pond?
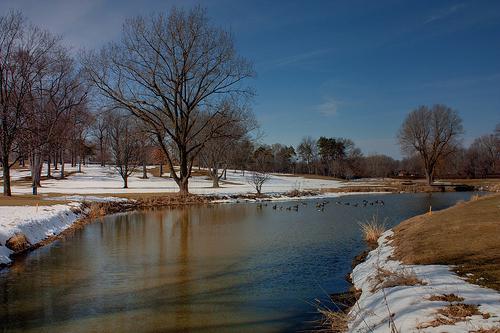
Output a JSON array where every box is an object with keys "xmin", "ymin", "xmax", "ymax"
[{"xmin": 0, "ymin": 192, "xmax": 476, "ymax": 332}]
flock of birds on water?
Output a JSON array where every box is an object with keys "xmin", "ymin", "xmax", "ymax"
[{"xmin": 256, "ymin": 199, "xmax": 385, "ymax": 212}]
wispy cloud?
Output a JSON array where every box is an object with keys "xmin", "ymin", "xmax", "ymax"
[
  {"xmin": 424, "ymin": 3, "xmax": 466, "ymax": 24},
  {"xmin": 257, "ymin": 48, "xmax": 332, "ymax": 71},
  {"xmin": 274, "ymin": 48, "xmax": 331, "ymax": 67},
  {"xmin": 316, "ymin": 98, "xmax": 340, "ymax": 116}
]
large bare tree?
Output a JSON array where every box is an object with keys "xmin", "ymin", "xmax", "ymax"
[
  {"xmin": 398, "ymin": 104, "xmax": 463, "ymax": 185},
  {"xmin": 82, "ymin": 7, "xmax": 254, "ymax": 194}
]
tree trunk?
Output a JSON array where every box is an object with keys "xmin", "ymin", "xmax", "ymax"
[
  {"xmin": 100, "ymin": 138, "xmax": 105, "ymax": 167},
  {"xmin": 159, "ymin": 163, "xmax": 163, "ymax": 176},
  {"xmin": 60, "ymin": 159, "xmax": 65, "ymax": 179},
  {"xmin": 178, "ymin": 149, "xmax": 190, "ymax": 194},
  {"xmin": 123, "ymin": 175, "xmax": 128, "ymax": 188},
  {"xmin": 77, "ymin": 156, "xmax": 82, "ymax": 173},
  {"xmin": 142, "ymin": 161, "xmax": 148, "ymax": 179},
  {"xmin": 47, "ymin": 156, "xmax": 51, "ymax": 178},
  {"xmin": 53, "ymin": 152, "xmax": 58, "ymax": 170},
  {"xmin": 211, "ymin": 167, "xmax": 219, "ymax": 188},
  {"xmin": 425, "ymin": 169, "xmax": 434, "ymax": 185},
  {"xmin": 31, "ymin": 152, "xmax": 42, "ymax": 195},
  {"xmin": 2, "ymin": 155, "xmax": 11, "ymax": 196},
  {"xmin": 178, "ymin": 179, "xmax": 189, "ymax": 195}
]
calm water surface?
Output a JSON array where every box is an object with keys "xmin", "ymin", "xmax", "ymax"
[{"xmin": 0, "ymin": 192, "xmax": 476, "ymax": 332}]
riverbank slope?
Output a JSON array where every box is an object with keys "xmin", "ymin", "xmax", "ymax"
[{"xmin": 348, "ymin": 194, "xmax": 500, "ymax": 332}]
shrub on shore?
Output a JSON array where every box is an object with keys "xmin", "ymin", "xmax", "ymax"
[{"xmin": 359, "ymin": 215, "xmax": 386, "ymax": 246}]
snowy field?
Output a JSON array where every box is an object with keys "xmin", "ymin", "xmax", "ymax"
[
  {"xmin": 349, "ymin": 231, "xmax": 500, "ymax": 332},
  {"xmin": 4, "ymin": 164, "xmax": 346, "ymax": 196}
]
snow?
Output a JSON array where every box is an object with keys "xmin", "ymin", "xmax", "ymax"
[
  {"xmin": 0, "ymin": 203, "xmax": 80, "ymax": 265},
  {"xmin": 2, "ymin": 164, "xmax": 350, "ymax": 196},
  {"xmin": 349, "ymin": 231, "xmax": 500, "ymax": 332}
]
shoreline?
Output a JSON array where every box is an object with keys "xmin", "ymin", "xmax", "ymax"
[{"xmin": 339, "ymin": 194, "xmax": 500, "ymax": 333}]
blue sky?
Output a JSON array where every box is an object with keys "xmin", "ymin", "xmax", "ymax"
[{"xmin": 2, "ymin": 0, "xmax": 499, "ymax": 158}]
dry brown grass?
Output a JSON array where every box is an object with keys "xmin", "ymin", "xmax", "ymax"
[
  {"xmin": 427, "ymin": 293, "xmax": 464, "ymax": 302},
  {"xmin": 316, "ymin": 307, "xmax": 349, "ymax": 333},
  {"xmin": 392, "ymin": 194, "xmax": 500, "ymax": 290},
  {"xmin": 5, "ymin": 233, "xmax": 31, "ymax": 252},
  {"xmin": 470, "ymin": 328, "xmax": 500, "ymax": 333},
  {"xmin": 370, "ymin": 267, "xmax": 425, "ymax": 292},
  {"xmin": 359, "ymin": 215, "xmax": 386, "ymax": 246},
  {"xmin": 419, "ymin": 303, "xmax": 482, "ymax": 328},
  {"xmin": 0, "ymin": 194, "xmax": 68, "ymax": 206},
  {"xmin": 470, "ymin": 193, "xmax": 481, "ymax": 201}
]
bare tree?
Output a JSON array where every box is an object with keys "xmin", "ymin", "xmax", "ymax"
[
  {"xmin": 464, "ymin": 133, "xmax": 499, "ymax": 178},
  {"xmin": 0, "ymin": 11, "xmax": 59, "ymax": 195},
  {"xmin": 19, "ymin": 32, "xmax": 87, "ymax": 194},
  {"xmin": 91, "ymin": 109, "xmax": 110, "ymax": 167},
  {"xmin": 152, "ymin": 147, "xmax": 168, "ymax": 176},
  {"xmin": 248, "ymin": 171, "xmax": 270, "ymax": 195},
  {"xmin": 297, "ymin": 136, "xmax": 317, "ymax": 174},
  {"xmin": 362, "ymin": 154, "xmax": 398, "ymax": 178},
  {"xmin": 398, "ymin": 104, "xmax": 463, "ymax": 185},
  {"xmin": 199, "ymin": 101, "xmax": 255, "ymax": 187},
  {"xmin": 82, "ymin": 7, "xmax": 254, "ymax": 195},
  {"xmin": 229, "ymin": 138, "xmax": 254, "ymax": 176},
  {"xmin": 107, "ymin": 112, "xmax": 141, "ymax": 188}
]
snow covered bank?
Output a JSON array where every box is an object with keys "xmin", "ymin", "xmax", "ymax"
[
  {"xmin": 0, "ymin": 203, "xmax": 81, "ymax": 265},
  {"xmin": 349, "ymin": 231, "xmax": 500, "ymax": 332}
]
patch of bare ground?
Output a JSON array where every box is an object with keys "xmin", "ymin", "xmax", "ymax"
[
  {"xmin": 274, "ymin": 173, "xmax": 343, "ymax": 181},
  {"xmin": 0, "ymin": 194, "xmax": 69, "ymax": 206},
  {"xmin": 392, "ymin": 193, "xmax": 500, "ymax": 291},
  {"xmin": 284, "ymin": 189, "xmax": 319, "ymax": 197},
  {"xmin": 136, "ymin": 194, "xmax": 213, "ymax": 207},
  {"xmin": 417, "ymin": 303, "xmax": 484, "ymax": 328},
  {"xmin": 427, "ymin": 293, "xmax": 464, "ymax": 302}
]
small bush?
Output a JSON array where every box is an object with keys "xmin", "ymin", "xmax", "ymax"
[{"xmin": 359, "ymin": 215, "xmax": 386, "ymax": 245}]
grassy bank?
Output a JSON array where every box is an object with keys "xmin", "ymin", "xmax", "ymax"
[
  {"xmin": 393, "ymin": 193, "xmax": 500, "ymax": 290},
  {"xmin": 318, "ymin": 193, "xmax": 500, "ymax": 332}
]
